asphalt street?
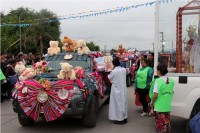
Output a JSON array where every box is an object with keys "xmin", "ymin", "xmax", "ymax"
[{"xmin": 1, "ymin": 86, "xmax": 187, "ymax": 133}]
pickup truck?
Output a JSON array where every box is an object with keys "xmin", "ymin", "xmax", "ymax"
[
  {"xmin": 168, "ymin": 73, "xmax": 200, "ymax": 120},
  {"xmin": 12, "ymin": 52, "xmax": 111, "ymax": 127}
]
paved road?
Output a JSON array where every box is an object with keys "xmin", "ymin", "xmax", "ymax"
[{"xmin": 1, "ymin": 86, "xmax": 187, "ymax": 133}]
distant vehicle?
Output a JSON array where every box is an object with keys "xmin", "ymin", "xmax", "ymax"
[
  {"xmin": 113, "ymin": 52, "xmax": 138, "ymax": 87},
  {"xmin": 12, "ymin": 52, "xmax": 111, "ymax": 127}
]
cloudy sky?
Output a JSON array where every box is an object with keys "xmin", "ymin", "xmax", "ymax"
[{"xmin": 1, "ymin": 0, "xmax": 198, "ymax": 51}]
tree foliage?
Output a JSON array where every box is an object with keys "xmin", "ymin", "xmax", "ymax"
[
  {"xmin": 86, "ymin": 41, "xmax": 100, "ymax": 51},
  {"xmin": 1, "ymin": 7, "xmax": 61, "ymax": 54},
  {"xmin": 110, "ymin": 48, "xmax": 118, "ymax": 54}
]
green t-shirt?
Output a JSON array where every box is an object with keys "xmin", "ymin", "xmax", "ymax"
[
  {"xmin": 0, "ymin": 69, "xmax": 6, "ymax": 80},
  {"xmin": 135, "ymin": 67, "xmax": 153, "ymax": 89},
  {"xmin": 154, "ymin": 77, "xmax": 174, "ymax": 112}
]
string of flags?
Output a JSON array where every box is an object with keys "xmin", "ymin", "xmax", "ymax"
[{"xmin": 0, "ymin": 0, "xmax": 173, "ymax": 27}]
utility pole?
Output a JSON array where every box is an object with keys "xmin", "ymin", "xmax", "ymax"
[
  {"xmin": 152, "ymin": 42, "xmax": 154, "ymax": 52},
  {"xmin": 104, "ymin": 45, "xmax": 106, "ymax": 54},
  {"xmin": 154, "ymin": 0, "xmax": 159, "ymax": 73},
  {"xmin": 172, "ymin": 41, "xmax": 173, "ymax": 52},
  {"xmin": 19, "ymin": 14, "xmax": 22, "ymax": 53},
  {"xmin": 160, "ymin": 32, "xmax": 165, "ymax": 53}
]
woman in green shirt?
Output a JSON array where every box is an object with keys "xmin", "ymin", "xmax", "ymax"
[
  {"xmin": 150, "ymin": 63, "xmax": 174, "ymax": 133},
  {"xmin": 135, "ymin": 59, "xmax": 153, "ymax": 116}
]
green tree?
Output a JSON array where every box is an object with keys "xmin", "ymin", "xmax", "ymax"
[
  {"xmin": 86, "ymin": 42, "xmax": 100, "ymax": 51},
  {"xmin": 86, "ymin": 41, "xmax": 100, "ymax": 51},
  {"xmin": 110, "ymin": 48, "xmax": 118, "ymax": 54},
  {"xmin": 1, "ymin": 7, "xmax": 61, "ymax": 54}
]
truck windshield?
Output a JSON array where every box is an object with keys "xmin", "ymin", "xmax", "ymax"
[{"xmin": 45, "ymin": 52, "xmax": 92, "ymax": 71}]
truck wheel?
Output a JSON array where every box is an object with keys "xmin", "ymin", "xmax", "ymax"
[
  {"xmin": 190, "ymin": 99, "xmax": 200, "ymax": 119},
  {"xmin": 18, "ymin": 114, "xmax": 34, "ymax": 126},
  {"xmin": 187, "ymin": 99, "xmax": 200, "ymax": 133},
  {"xmin": 83, "ymin": 95, "xmax": 97, "ymax": 127},
  {"xmin": 126, "ymin": 75, "xmax": 131, "ymax": 87}
]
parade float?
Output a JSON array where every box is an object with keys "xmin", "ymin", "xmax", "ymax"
[
  {"xmin": 12, "ymin": 38, "xmax": 111, "ymax": 127},
  {"xmin": 160, "ymin": 1, "xmax": 200, "ymax": 131},
  {"xmin": 114, "ymin": 45, "xmax": 139, "ymax": 86}
]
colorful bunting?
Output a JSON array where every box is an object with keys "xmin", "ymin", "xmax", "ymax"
[{"xmin": 0, "ymin": 0, "xmax": 173, "ymax": 27}]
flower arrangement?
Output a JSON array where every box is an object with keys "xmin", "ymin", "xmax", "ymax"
[
  {"xmin": 33, "ymin": 61, "xmax": 49, "ymax": 75},
  {"xmin": 74, "ymin": 66, "xmax": 85, "ymax": 79},
  {"xmin": 38, "ymin": 78, "xmax": 51, "ymax": 90}
]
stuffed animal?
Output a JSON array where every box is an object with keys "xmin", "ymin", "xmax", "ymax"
[
  {"xmin": 57, "ymin": 62, "xmax": 76, "ymax": 80},
  {"xmin": 118, "ymin": 44, "xmax": 126, "ymax": 55},
  {"xmin": 77, "ymin": 39, "xmax": 90, "ymax": 55},
  {"xmin": 47, "ymin": 41, "xmax": 60, "ymax": 56},
  {"xmin": 62, "ymin": 36, "xmax": 77, "ymax": 52},
  {"xmin": 15, "ymin": 61, "xmax": 36, "ymax": 81}
]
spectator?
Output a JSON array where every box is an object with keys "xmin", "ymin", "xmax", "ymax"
[
  {"xmin": 27, "ymin": 53, "xmax": 35, "ymax": 66},
  {"xmin": 23, "ymin": 54, "xmax": 28, "ymax": 66},
  {"xmin": 108, "ymin": 57, "xmax": 128, "ymax": 124},
  {"xmin": 16, "ymin": 53, "xmax": 24, "ymax": 63},
  {"xmin": 150, "ymin": 63, "xmax": 175, "ymax": 133},
  {"xmin": 136, "ymin": 53, "xmax": 144, "ymax": 70},
  {"xmin": 135, "ymin": 59, "xmax": 153, "ymax": 117},
  {"xmin": 148, "ymin": 52, "xmax": 154, "ymax": 69},
  {"xmin": 5, "ymin": 59, "xmax": 18, "ymax": 99},
  {"xmin": 0, "ymin": 69, "xmax": 7, "ymax": 102}
]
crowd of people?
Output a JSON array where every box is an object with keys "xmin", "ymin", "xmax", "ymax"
[
  {"xmin": 0, "ymin": 52, "xmax": 44, "ymax": 102},
  {"xmin": 108, "ymin": 52, "xmax": 175, "ymax": 133},
  {"xmin": 1, "ymin": 51, "xmax": 199, "ymax": 133}
]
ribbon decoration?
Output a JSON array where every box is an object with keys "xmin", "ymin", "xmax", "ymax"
[
  {"xmin": 91, "ymin": 72, "xmax": 105, "ymax": 97},
  {"xmin": 16, "ymin": 79, "xmax": 74, "ymax": 122}
]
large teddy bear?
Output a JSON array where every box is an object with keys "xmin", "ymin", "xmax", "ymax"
[
  {"xmin": 118, "ymin": 44, "xmax": 126, "ymax": 55},
  {"xmin": 15, "ymin": 61, "xmax": 36, "ymax": 81},
  {"xmin": 57, "ymin": 62, "xmax": 76, "ymax": 80},
  {"xmin": 77, "ymin": 39, "xmax": 90, "ymax": 55},
  {"xmin": 47, "ymin": 41, "xmax": 60, "ymax": 56},
  {"xmin": 62, "ymin": 36, "xmax": 77, "ymax": 52}
]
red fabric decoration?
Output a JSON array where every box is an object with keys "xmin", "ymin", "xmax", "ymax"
[{"xmin": 17, "ymin": 79, "xmax": 74, "ymax": 122}]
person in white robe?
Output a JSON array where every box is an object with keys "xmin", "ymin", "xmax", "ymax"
[{"xmin": 108, "ymin": 57, "xmax": 128, "ymax": 124}]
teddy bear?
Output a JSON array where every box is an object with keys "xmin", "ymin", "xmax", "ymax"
[
  {"xmin": 47, "ymin": 41, "xmax": 60, "ymax": 56},
  {"xmin": 57, "ymin": 62, "xmax": 76, "ymax": 80},
  {"xmin": 77, "ymin": 39, "xmax": 90, "ymax": 55},
  {"xmin": 15, "ymin": 61, "xmax": 36, "ymax": 81},
  {"xmin": 62, "ymin": 36, "xmax": 77, "ymax": 52},
  {"xmin": 118, "ymin": 44, "xmax": 126, "ymax": 55}
]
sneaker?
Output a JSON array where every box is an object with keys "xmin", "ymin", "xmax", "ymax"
[{"xmin": 140, "ymin": 112, "xmax": 148, "ymax": 117}]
